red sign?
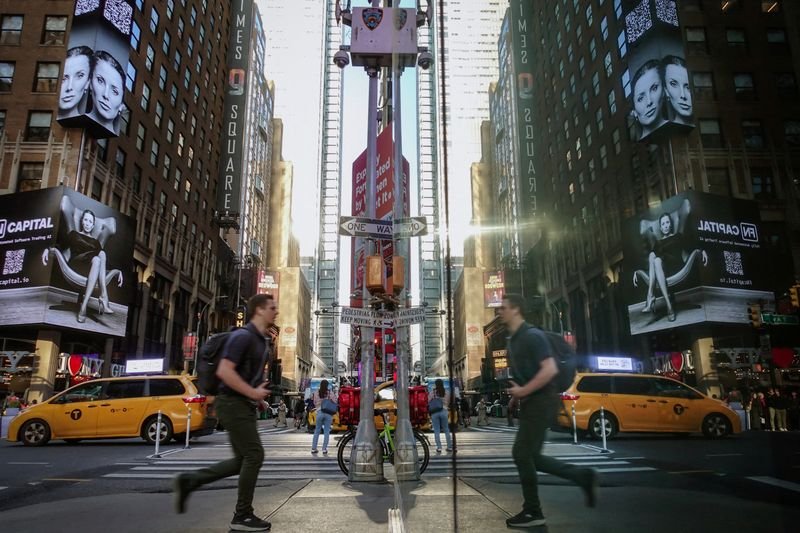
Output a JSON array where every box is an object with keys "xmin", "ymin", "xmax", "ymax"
[
  {"xmin": 68, "ymin": 355, "xmax": 83, "ymax": 376},
  {"xmin": 772, "ymin": 347, "xmax": 794, "ymax": 369},
  {"xmin": 182, "ymin": 333, "xmax": 198, "ymax": 362},
  {"xmin": 483, "ymin": 271, "xmax": 505, "ymax": 308},
  {"xmin": 257, "ymin": 270, "xmax": 280, "ymax": 306},
  {"xmin": 669, "ymin": 352, "xmax": 684, "ymax": 372}
]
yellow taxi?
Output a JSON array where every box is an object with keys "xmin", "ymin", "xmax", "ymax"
[
  {"xmin": 6, "ymin": 375, "xmax": 216, "ymax": 446},
  {"xmin": 557, "ymin": 373, "xmax": 741, "ymax": 439}
]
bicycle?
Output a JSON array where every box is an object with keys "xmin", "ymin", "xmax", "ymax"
[{"xmin": 337, "ymin": 408, "xmax": 430, "ymax": 475}]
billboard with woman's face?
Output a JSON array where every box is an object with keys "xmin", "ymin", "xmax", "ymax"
[
  {"xmin": 625, "ymin": 0, "xmax": 694, "ymax": 141},
  {"xmin": 621, "ymin": 192, "xmax": 790, "ymax": 335},
  {"xmin": 56, "ymin": 0, "xmax": 134, "ymax": 139}
]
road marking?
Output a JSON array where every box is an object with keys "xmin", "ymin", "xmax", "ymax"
[
  {"xmin": 705, "ymin": 453, "xmax": 743, "ymax": 457},
  {"xmin": 580, "ymin": 444, "xmax": 613, "ymax": 453},
  {"xmin": 0, "ymin": 486, "xmax": 7, "ymax": 491},
  {"xmin": 41, "ymin": 478, "xmax": 91, "ymax": 482},
  {"xmin": 747, "ymin": 476, "xmax": 800, "ymax": 493},
  {"xmin": 7, "ymin": 462, "xmax": 49, "ymax": 465},
  {"xmin": 614, "ymin": 456, "xmax": 645, "ymax": 460},
  {"xmin": 114, "ymin": 462, "xmax": 149, "ymax": 466},
  {"xmin": 594, "ymin": 467, "xmax": 656, "ymax": 473},
  {"xmin": 668, "ymin": 470, "xmax": 714, "ymax": 474}
]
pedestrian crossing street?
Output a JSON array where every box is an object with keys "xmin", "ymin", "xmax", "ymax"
[{"xmin": 102, "ymin": 424, "xmax": 657, "ymax": 482}]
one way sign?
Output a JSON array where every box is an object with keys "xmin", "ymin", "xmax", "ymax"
[{"xmin": 338, "ymin": 216, "xmax": 393, "ymax": 239}]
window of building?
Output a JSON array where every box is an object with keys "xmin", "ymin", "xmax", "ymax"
[
  {"xmin": 600, "ymin": 144, "xmax": 608, "ymax": 169},
  {"xmin": 585, "ymin": 4, "xmax": 593, "ymax": 26},
  {"xmin": 617, "ymin": 29, "xmax": 627, "ymax": 59},
  {"xmin": 776, "ymin": 72, "xmax": 797, "ymax": 98},
  {"xmin": 685, "ymin": 27, "xmax": 708, "ymax": 53},
  {"xmin": 612, "ymin": 128, "xmax": 621, "ymax": 154},
  {"xmin": 145, "ymin": 45, "xmax": 155, "ymax": 71},
  {"xmin": 158, "ymin": 65, "xmax": 167, "ymax": 90},
  {"xmin": 166, "ymin": 119, "xmax": 174, "ymax": 142},
  {"xmin": 177, "ymin": 17, "xmax": 185, "ymax": 39},
  {"xmin": 183, "ymin": 67, "xmax": 190, "ymax": 89},
  {"xmin": 166, "ymin": 0, "xmax": 174, "ymax": 18},
  {"xmin": 589, "ymin": 158, "xmax": 596, "ymax": 182},
  {"xmin": 115, "ymin": 148, "xmax": 126, "ymax": 178},
  {"xmin": 0, "ymin": 109, "xmax": 5, "ymax": 133},
  {"xmin": 592, "ymin": 71, "xmax": 600, "ymax": 96},
  {"xmin": 170, "ymin": 83, "xmax": 178, "ymax": 106},
  {"xmin": 149, "ymin": 7, "xmax": 159, "ymax": 34},
  {"xmin": 136, "ymin": 123, "xmax": 146, "ymax": 151},
  {"xmin": 180, "ymin": 99, "xmax": 188, "ymax": 122},
  {"xmin": 726, "ymin": 28, "xmax": 747, "ymax": 48},
  {"xmin": 125, "ymin": 62, "xmax": 137, "ymax": 92},
  {"xmin": 173, "ymin": 49, "xmax": 182, "ymax": 72},
  {"xmin": 0, "ymin": 61, "xmax": 15, "ymax": 91},
  {"xmin": 604, "ymin": 52, "xmax": 613, "ymax": 78},
  {"xmin": 162, "ymin": 153, "xmax": 171, "ymax": 180},
  {"xmin": 34, "ymin": 62, "xmax": 59, "ymax": 92},
  {"xmin": 96, "ymin": 138, "xmax": 108, "ymax": 161},
  {"xmin": 734, "ymin": 73, "xmax": 756, "ymax": 100},
  {"xmin": 162, "ymin": 29, "xmax": 171, "ymax": 56},
  {"xmin": 608, "ymin": 89, "xmax": 617, "ymax": 114},
  {"xmin": 130, "ymin": 20, "xmax": 141, "ymax": 51},
  {"xmin": 622, "ymin": 69, "xmax": 631, "ymax": 98},
  {"xmin": 581, "ymin": 89, "xmax": 589, "ymax": 111},
  {"xmin": 767, "ymin": 28, "xmax": 787, "ymax": 44},
  {"xmin": 699, "ymin": 119, "xmax": 723, "ymax": 148},
  {"xmin": 692, "ymin": 72, "xmax": 715, "ymax": 99},
  {"xmin": 140, "ymin": 82, "xmax": 150, "ymax": 110},
  {"xmin": 17, "ymin": 162, "xmax": 43, "ymax": 192},
  {"xmin": 190, "ymin": 6, "xmax": 198, "ymax": 26},
  {"xmin": 132, "ymin": 164, "xmax": 142, "ymax": 194},
  {"xmin": 585, "ymin": 123, "xmax": 592, "ymax": 147},
  {"xmin": 750, "ymin": 167, "xmax": 774, "ymax": 198},
  {"xmin": 596, "ymin": 107, "xmax": 604, "ymax": 132},
  {"xmin": 150, "ymin": 140, "xmax": 159, "ymax": 166},
  {"xmin": 0, "ymin": 15, "xmax": 22, "ymax": 45},
  {"xmin": 25, "ymin": 111, "xmax": 51, "ymax": 141},
  {"xmin": 600, "ymin": 16, "xmax": 608, "ymax": 40},
  {"xmin": 742, "ymin": 120, "xmax": 765, "ymax": 149},
  {"xmin": 706, "ymin": 167, "xmax": 731, "ymax": 195},
  {"xmin": 177, "ymin": 133, "xmax": 185, "ymax": 157},
  {"xmin": 762, "ymin": 1, "xmax": 780, "ymax": 13},
  {"xmin": 576, "ymin": 23, "xmax": 583, "ymax": 44},
  {"xmin": 569, "ymin": 74, "xmax": 576, "ymax": 94},
  {"xmin": 42, "ymin": 15, "xmax": 67, "ymax": 45},
  {"xmin": 589, "ymin": 37, "xmax": 597, "ymax": 60},
  {"xmin": 561, "ymin": 88, "xmax": 568, "ymax": 109},
  {"xmin": 785, "ymin": 120, "xmax": 800, "ymax": 146}
]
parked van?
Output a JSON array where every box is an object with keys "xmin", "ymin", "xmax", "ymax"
[{"xmin": 557, "ymin": 373, "xmax": 741, "ymax": 439}]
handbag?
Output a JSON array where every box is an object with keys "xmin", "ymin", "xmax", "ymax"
[
  {"xmin": 428, "ymin": 396, "xmax": 444, "ymax": 414},
  {"xmin": 321, "ymin": 397, "xmax": 338, "ymax": 415}
]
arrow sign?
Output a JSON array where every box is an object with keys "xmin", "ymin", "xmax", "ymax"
[
  {"xmin": 393, "ymin": 217, "xmax": 428, "ymax": 238},
  {"xmin": 339, "ymin": 216, "xmax": 394, "ymax": 239}
]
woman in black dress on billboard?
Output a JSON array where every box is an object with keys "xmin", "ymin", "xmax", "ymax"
[
  {"xmin": 42, "ymin": 196, "xmax": 122, "ymax": 323},
  {"xmin": 640, "ymin": 214, "xmax": 681, "ymax": 321}
]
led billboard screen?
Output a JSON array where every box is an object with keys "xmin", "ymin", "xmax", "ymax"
[
  {"xmin": 625, "ymin": 0, "xmax": 694, "ymax": 142},
  {"xmin": 56, "ymin": 0, "xmax": 134, "ymax": 138},
  {"xmin": 0, "ymin": 187, "xmax": 135, "ymax": 336},
  {"xmin": 622, "ymin": 191, "xmax": 783, "ymax": 335}
]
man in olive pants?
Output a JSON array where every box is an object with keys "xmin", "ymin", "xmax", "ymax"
[
  {"xmin": 501, "ymin": 294, "xmax": 597, "ymax": 529},
  {"xmin": 173, "ymin": 294, "xmax": 277, "ymax": 532}
]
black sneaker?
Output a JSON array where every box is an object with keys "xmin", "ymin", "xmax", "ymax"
[
  {"xmin": 506, "ymin": 510, "xmax": 546, "ymax": 529},
  {"xmin": 172, "ymin": 473, "xmax": 192, "ymax": 514},
  {"xmin": 581, "ymin": 468, "xmax": 598, "ymax": 508},
  {"xmin": 230, "ymin": 513, "xmax": 271, "ymax": 532}
]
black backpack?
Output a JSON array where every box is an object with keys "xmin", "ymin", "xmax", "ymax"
[
  {"xmin": 196, "ymin": 331, "xmax": 234, "ymax": 396},
  {"xmin": 530, "ymin": 327, "xmax": 577, "ymax": 393}
]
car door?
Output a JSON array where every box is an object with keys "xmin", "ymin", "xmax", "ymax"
[
  {"xmin": 50, "ymin": 381, "xmax": 104, "ymax": 438},
  {"xmin": 652, "ymin": 377, "xmax": 705, "ymax": 431},
  {"xmin": 610, "ymin": 377, "xmax": 658, "ymax": 431},
  {"xmin": 98, "ymin": 379, "xmax": 148, "ymax": 436}
]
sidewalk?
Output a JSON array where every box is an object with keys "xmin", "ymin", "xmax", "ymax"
[{"xmin": 0, "ymin": 475, "xmax": 796, "ymax": 532}]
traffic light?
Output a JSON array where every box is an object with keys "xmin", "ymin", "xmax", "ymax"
[
  {"xmin": 790, "ymin": 285, "xmax": 800, "ymax": 308},
  {"xmin": 235, "ymin": 306, "xmax": 246, "ymax": 328},
  {"xmin": 748, "ymin": 304, "xmax": 762, "ymax": 328}
]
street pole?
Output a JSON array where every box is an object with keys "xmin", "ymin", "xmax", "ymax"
[
  {"xmin": 189, "ymin": 296, "xmax": 227, "ymax": 376},
  {"xmin": 350, "ymin": 63, "xmax": 384, "ymax": 482},
  {"xmin": 392, "ymin": 58, "xmax": 419, "ymax": 480}
]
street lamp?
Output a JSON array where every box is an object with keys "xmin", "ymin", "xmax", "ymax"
[{"xmin": 189, "ymin": 295, "xmax": 228, "ymax": 375}]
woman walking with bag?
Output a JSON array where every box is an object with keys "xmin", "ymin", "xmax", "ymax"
[
  {"xmin": 311, "ymin": 379, "xmax": 338, "ymax": 455},
  {"xmin": 429, "ymin": 379, "xmax": 452, "ymax": 453}
]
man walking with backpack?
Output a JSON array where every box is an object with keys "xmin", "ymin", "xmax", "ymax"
[
  {"xmin": 173, "ymin": 294, "xmax": 277, "ymax": 532},
  {"xmin": 500, "ymin": 294, "xmax": 597, "ymax": 529}
]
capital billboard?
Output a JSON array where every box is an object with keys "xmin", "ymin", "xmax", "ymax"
[
  {"xmin": 624, "ymin": 0, "xmax": 695, "ymax": 142},
  {"xmin": 622, "ymin": 191, "xmax": 786, "ymax": 335},
  {"xmin": 0, "ymin": 187, "xmax": 135, "ymax": 336},
  {"xmin": 57, "ymin": 0, "xmax": 134, "ymax": 139}
]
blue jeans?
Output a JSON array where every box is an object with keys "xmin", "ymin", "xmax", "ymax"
[
  {"xmin": 312, "ymin": 411, "xmax": 333, "ymax": 451},
  {"xmin": 431, "ymin": 409, "xmax": 451, "ymax": 450}
]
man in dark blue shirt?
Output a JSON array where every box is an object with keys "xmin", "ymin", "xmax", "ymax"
[
  {"xmin": 501, "ymin": 294, "xmax": 597, "ymax": 530},
  {"xmin": 174, "ymin": 293, "xmax": 277, "ymax": 532}
]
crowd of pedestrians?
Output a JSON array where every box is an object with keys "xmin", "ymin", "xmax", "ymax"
[{"xmin": 741, "ymin": 387, "xmax": 800, "ymax": 431}]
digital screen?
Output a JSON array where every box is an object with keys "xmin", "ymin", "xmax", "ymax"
[
  {"xmin": 596, "ymin": 357, "xmax": 634, "ymax": 372},
  {"xmin": 125, "ymin": 359, "xmax": 164, "ymax": 374}
]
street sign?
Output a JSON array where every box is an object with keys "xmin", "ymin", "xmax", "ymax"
[
  {"xmin": 340, "ymin": 307, "xmax": 393, "ymax": 328},
  {"xmin": 392, "ymin": 307, "xmax": 427, "ymax": 327},
  {"xmin": 760, "ymin": 313, "xmax": 800, "ymax": 325},
  {"xmin": 338, "ymin": 216, "xmax": 393, "ymax": 239},
  {"xmin": 393, "ymin": 217, "xmax": 428, "ymax": 238}
]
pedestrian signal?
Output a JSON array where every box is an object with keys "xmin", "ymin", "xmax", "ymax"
[{"xmin": 747, "ymin": 305, "xmax": 761, "ymax": 328}]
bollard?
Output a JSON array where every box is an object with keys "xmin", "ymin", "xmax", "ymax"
[
  {"xmin": 599, "ymin": 406, "xmax": 609, "ymax": 453},
  {"xmin": 571, "ymin": 402, "xmax": 578, "ymax": 445},
  {"xmin": 184, "ymin": 406, "xmax": 192, "ymax": 449},
  {"xmin": 153, "ymin": 410, "xmax": 163, "ymax": 458}
]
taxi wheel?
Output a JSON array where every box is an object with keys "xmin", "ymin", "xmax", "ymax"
[
  {"xmin": 142, "ymin": 416, "xmax": 174, "ymax": 445},
  {"xmin": 588, "ymin": 411, "xmax": 618, "ymax": 440},
  {"xmin": 702, "ymin": 413, "xmax": 731, "ymax": 438},
  {"xmin": 20, "ymin": 419, "xmax": 51, "ymax": 447}
]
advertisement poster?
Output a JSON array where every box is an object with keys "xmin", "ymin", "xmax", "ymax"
[
  {"xmin": 624, "ymin": 0, "xmax": 694, "ymax": 141},
  {"xmin": 0, "ymin": 187, "xmax": 135, "ymax": 336},
  {"xmin": 57, "ymin": 0, "xmax": 135, "ymax": 138},
  {"xmin": 483, "ymin": 271, "xmax": 505, "ymax": 308},
  {"xmin": 622, "ymin": 191, "xmax": 780, "ymax": 335},
  {"xmin": 257, "ymin": 270, "xmax": 280, "ymax": 307}
]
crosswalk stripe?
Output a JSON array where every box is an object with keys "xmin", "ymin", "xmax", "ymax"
[{"xmin": 747, "ymin": 476, "xmax": 800, "ymax": 493}]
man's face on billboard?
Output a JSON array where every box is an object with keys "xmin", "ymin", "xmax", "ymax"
[
  {"xmin": 665, "ymin": 63, "xmax": 692, "ymax": 118},
  {"xmin": 60, "ymin": 54, "xmax": 90, "ymax": 112},
  {"xmin": 633, "ymin": 67, "xmax": 663, "ymax": 126}
]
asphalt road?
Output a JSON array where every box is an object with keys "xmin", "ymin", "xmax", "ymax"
[{"xmin": 1, "ymin": 418, "xmax": 798, "ymax": 529}]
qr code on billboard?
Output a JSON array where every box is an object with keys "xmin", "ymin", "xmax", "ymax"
[
  {"xmin": 3, "ymin": 249, "xmax": 24, "ymax": 275},
  {"xmin": 103, "ymin": 0, "xmax": 134, "ymax": 35},
  {"xmin": 724, "ymin": 251, "xmax": 744, "ymax": 275},
  {"xmin": 655, "ymin": 0, "xmax": 679, "ymax": 27},
  {"xmin": 625, "ymin": 0, "xmax": 653, "ymax": 44}
]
